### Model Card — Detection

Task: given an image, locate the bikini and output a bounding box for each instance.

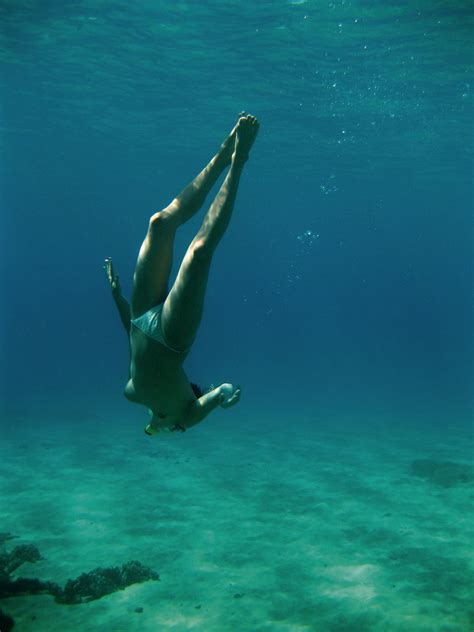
[131,303,188,354]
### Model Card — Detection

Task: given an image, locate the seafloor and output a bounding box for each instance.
[1,412,472,632]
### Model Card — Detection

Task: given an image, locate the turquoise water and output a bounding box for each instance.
[1,1,473,631]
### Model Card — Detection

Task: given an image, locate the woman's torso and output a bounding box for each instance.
[124,325,196,423]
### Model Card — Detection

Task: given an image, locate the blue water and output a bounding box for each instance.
[1,1,473,630]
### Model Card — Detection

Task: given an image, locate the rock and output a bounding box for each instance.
[0,609,15,631]
[0,577,62,600]
[0,533,16,546]
[0,544,42,575]
[57,562,160,604]
[411,459,474,487]
[0,542,53,601]
[0,535,159,606]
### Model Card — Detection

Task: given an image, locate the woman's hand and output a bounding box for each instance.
[219,383,241,408]
[103,257,121,295]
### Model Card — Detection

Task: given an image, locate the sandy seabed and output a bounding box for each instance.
[1,411,473,632]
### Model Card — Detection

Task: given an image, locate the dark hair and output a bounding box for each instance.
[190,382,203,398]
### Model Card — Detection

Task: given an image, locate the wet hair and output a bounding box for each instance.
[190,382,203,398]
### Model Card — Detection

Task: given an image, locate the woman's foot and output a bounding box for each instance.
[218,115,242,164]
[232,114,259,166]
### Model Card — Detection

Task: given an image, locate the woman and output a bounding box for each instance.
[104,114,259,435]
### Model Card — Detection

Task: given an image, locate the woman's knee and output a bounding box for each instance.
[191,238,214,261]
[148,210,178,234]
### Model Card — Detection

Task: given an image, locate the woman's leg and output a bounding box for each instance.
[130,121,239,318]
[161,115,259,350]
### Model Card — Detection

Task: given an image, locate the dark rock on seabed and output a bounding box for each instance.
[0,533,160,624]
[58,561,160,604]
[411,459,474,487]
[0,609,15,632]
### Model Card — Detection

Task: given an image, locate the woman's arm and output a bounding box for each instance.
[104,257,131,335]
[113,292,132,335]
[184,383,241,429]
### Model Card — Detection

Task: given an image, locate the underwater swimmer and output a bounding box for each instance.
[104,114,259,435]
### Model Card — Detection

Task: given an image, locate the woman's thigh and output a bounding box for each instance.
[131,212,177,318]
[161,241,213,351]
